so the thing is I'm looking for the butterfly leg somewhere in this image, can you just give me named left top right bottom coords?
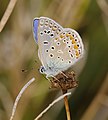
left=46, top=75, right=59, bottom=82
left=46, top=75, right=51, bottom=81
left=59, top=71, right=68, bottom=78
left=46, top=75, right=59, bottom=83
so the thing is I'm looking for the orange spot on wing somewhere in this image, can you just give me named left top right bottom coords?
left=70, top=35, right=74, bottom=40
left=75, top=51, right=79, bottom=57
left=55, top=38, right=58, bottom=40
left=74, top=45, right=78, bottom=49
left=52, top=27, right=56, bottom=31
left=66, top=33, right=70, bottom=37
left=72, top=39, right=76, bottom=44
left=60, top=34, right=64, bottom=38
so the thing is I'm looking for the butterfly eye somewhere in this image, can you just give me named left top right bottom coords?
left=40, top=66, right=45, bottom=74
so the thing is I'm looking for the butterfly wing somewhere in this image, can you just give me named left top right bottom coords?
left=33, top=17, right=84, bottom=76
left=33, top=17, right=63, bottom=67
left=46, top=28, right=84, bottom=72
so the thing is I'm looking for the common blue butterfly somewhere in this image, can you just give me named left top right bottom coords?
left=33, top=17, right=84, bottom=78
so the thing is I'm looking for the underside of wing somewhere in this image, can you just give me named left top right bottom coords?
left=45, top=28, right=84, bottom=71
left=33, top=17, right=63, bottom=66
left=33, top=17, right=84, bottom=75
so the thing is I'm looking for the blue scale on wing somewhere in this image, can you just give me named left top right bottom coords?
left=33, top=18, right=39, bottom=43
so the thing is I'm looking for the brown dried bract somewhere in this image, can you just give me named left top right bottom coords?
left=50, top=71, right=79, bottom=91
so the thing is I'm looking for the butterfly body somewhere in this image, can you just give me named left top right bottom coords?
left=33, top=17, right=84, bottom=77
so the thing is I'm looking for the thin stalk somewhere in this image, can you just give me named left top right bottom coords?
left=0, top=0, right=17, bottom=32
left=62, top=90, right=71, bottom=120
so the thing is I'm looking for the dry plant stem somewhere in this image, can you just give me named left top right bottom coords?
left=34, top=92, right=71, bottom=120
left=97, top=0, right=108, bottom=17
left=62, top=90, right=71, bottom=120
left=9, top=77, right=35, bottom=120
left=51, top=71, right=77, bottom=120
left=0, top=0, right=17, bottom=32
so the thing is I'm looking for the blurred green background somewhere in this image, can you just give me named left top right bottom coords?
left=0, top=0, right=108, bottom=120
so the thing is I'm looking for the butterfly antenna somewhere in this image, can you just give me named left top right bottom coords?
left=49, top=75, right=60, bottom=82
left=46, top=76, right=51, bottom=81
left=46, top=75, right=59, bottom=82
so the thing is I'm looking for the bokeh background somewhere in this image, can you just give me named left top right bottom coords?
left=0, top=0, right=108, bottom=120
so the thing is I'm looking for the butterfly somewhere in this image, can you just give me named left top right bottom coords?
left=33, top=17, right=84, bottom=78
